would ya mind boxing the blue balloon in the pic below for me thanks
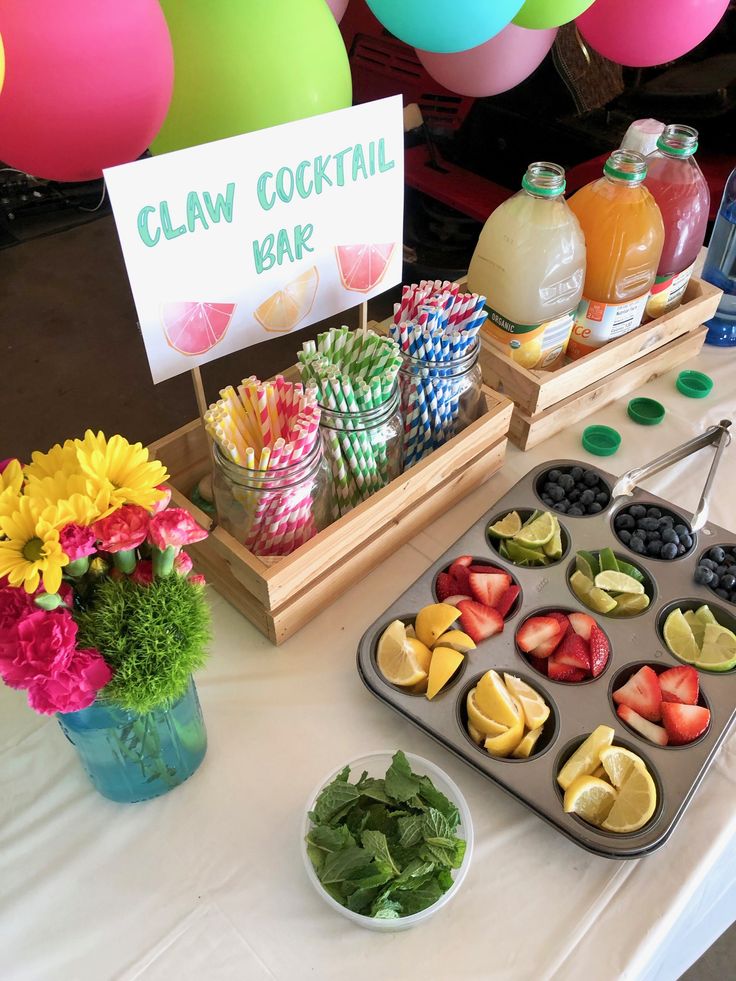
[366,0,525,53]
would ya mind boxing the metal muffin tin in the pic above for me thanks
[357,459,736,859]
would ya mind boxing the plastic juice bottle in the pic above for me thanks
[467,161,586,370]
[567,149,664,360]
[702,165,736,346]
[644,124,710,319]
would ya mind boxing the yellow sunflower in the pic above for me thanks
[24,472,101,527]
[75,430,169,515]
[24,439,80,483]
[0,497,68,594]
[0,459,24,520]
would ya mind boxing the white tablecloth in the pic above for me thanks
[3,343,736,981]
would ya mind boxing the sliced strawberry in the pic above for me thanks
[442,594,471,607]
[554,632,591,672]
[453,555,474,567]
[457,600,504,643]
[661,702,710,745]
[612,665,662,722]
[516,616,563,654]
[568,612,597,642]
[617,704,669,746]
[448,562,471,594]
[547,656,586,682]
[527,654,548,676]
[588,624,609,678]
[658,665,699,706]
[468,564,507,575]
[548,611,570,632]
[435,572,456,603]
[495,584,520,619]
[469,571,511,609]
[534,628,566,658]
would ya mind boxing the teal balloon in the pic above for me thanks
[514,0,596,29]
[153,0,352,154]
[366,0,524,54]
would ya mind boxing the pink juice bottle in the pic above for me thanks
[644,124,710,319]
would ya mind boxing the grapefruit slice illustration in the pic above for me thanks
[161,302,236,356]
[254,266,319,333]
[335,243,396,293]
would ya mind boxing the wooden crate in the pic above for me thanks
[148,385,512,645]
[478,276,720,450]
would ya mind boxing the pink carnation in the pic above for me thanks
[174,550,193,576]
[130,560,154,587]
[151,485,172,514]
[0,608,77,689]
[92,504,149,553]
[189,574,207,587]
[0,586,36,635]
[27,647,112,715]
[60,523,97,561]
[148,508,207,550]
[58,582,74,608]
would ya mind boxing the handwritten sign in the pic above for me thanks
[105,96,404,383]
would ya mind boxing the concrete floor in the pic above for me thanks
[2,216,734,980]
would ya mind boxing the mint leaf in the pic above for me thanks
[384,751,421,803]
[361,831,400,877]
[372,897,402,919]
[362,803,397,837]
[357,775,391,803]
[397,814,424,849]
[394,857,435,886]
[398,878,444,915]
[420,836,466,869]
[306,825,355,853]
[311,771,361,825]
[319,846,373,885]
[421,807,453,845]
[418,775,460,829]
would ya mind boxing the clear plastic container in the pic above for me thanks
[301,751,473,931]
[468,162,586,370]
[702,165,736,346]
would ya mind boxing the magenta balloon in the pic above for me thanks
[416,23,557,98]
[0,0,173,182]
[577,0,729,68]
[326,0,350,22]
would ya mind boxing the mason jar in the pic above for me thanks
[212,439,335,556]
[319,382,403,517]
[398,338,483,467]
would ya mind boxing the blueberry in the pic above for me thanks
[640,517,659,532]
[701,558,718,571]
[716,588,730,599]
[680,534,693,551]
[721,573,736,591]
[647,507,662,519]
[554,501,569,513]
[596,492,609,505]
[661,542,678,559]
[711,574,720,588]
[588,502,603,514]
[544,481,556,495]
[717,565,728,577]
[580,489,596,505]
[659,516,674,527]
[547,469,561,482]
[662,528,679,544]
[542,496,553,506]
[630,537,646,554]
[571,467,583,481]
[567,506,583,516]
[647,540,663,557]
[567,488,581,502]
[559,474,575,491]
[694,565,715,585]
[583,470,599,487]
[618,529,632,544]
[674,524,690,538]
[548,484,565,502]
[615,514,636,530]
[709,546,726,563]
[630,505,647,520]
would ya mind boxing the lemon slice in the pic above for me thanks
[570,570,594,601]
[696,622,736,672]
[484,705,525,758]
[557,725,615,791]
[466,690,509,736]
[683,610,706,647]
[513,511,556,547]
[585,587,618,615]
[474,670,522,728]
[512,726,543,759]
[488,511,522,539]
[405,624,417,639]
[405,636,433,674]
[503,673,550,730]
[608,593,650,617]
[426,646,463,700]
[467,720,485,745]
[599,746,646,789]
[594,571,645,595]
[696,605,717,625]
[433,629,476,653]
[563,775,618,824]
[663,608,701,663]
[601,766,657,833]
[377,620,427,687]
[415,603,461,648]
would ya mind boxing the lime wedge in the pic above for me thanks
[542,517,563,560]
[696,605,717,626]
[506,540,548,566]
[608,593,650,616]
[615,559,646,584]
[684,610,705,647]
[594,571,645,595]
[488,511,522,539]
[576,553,595,580]
[499,541,511,559]
[598,548,619,573]
[570,570,594,601]
[696,622,736,671]
[514,511,556,547]
[522,509,543,526]
[586,587,618,614]
[578,550,600,577]
[663,608,701,663]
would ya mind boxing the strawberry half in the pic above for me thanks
[588,624,609,678]
[568,612,597,642]
[453,555,474,567]
[516,616,563,654]
[554,632,591,672]
[612,665,662,722]
[534,629,566,658]
[661,702,710,745]
[457,600,504,643]
[658,665,699,705]
[495,584,521,619]
[448,562,471,594]
[435,572,456,603]
[468,571,511,609]
[617,704,669,746]
[548,612,571,632]
[547,656,586,682]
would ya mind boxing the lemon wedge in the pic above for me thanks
[563,775,618,824]
[474,669,522,728]
[557,725,615,791]
[415,603,461,648]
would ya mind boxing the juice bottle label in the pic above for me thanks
[567,292,650,360]
[483,307,574,369]
[645,262,695,320]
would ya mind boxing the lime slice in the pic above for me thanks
[663,608,701,663]
[522,509,543,526]
[506,540,548,566]
[684,610,705,647]
[696,622,736,672]
[542,517,563,560]
[615,559,645,584]
[578,550,600,577]
[570,570,594,601]
[513,511,556,547]
[594,571,645,595]
[696,605,717,626]
[576,553,595,580]
[608,593,650,617]
[598,548,619,573]
[488,510,522,539]
[586,587,618,614]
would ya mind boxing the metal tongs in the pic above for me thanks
[611,419,732,531]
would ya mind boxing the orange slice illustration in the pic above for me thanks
[254,266,319,333]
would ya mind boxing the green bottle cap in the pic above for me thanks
[582,425,621,457]
[676,370,713,399]
[627,397,666,426]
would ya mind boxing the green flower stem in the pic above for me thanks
[113,550,137,574]
[65,556,90,578]
[152,545,176,578]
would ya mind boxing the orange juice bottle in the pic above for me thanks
[567,149,664,360]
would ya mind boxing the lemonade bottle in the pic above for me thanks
[644,124,710,319]
[467,162,586,370]
[567,149,664,360]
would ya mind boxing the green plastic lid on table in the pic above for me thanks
[627,397,666,426]
[582,425,621,457]
[676,370,713,399]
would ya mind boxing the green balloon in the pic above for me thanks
[152,0,352,154]
[513,0,596,29]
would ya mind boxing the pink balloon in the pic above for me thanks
[326,0,350,23]
[416,23,557,97]
[0,0,173,182]
[577,0,729,68]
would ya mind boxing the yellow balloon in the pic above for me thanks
[0,32,5,97]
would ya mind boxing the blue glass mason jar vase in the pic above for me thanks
[57,677,207,803]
